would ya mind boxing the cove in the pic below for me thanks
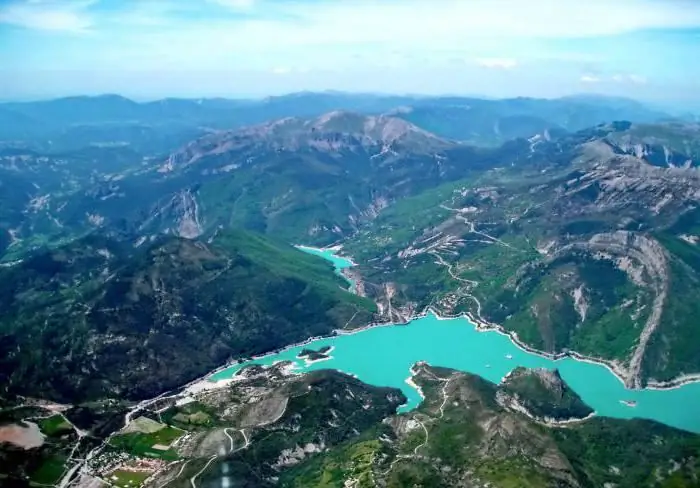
[209,248,700,434]
[295,245,357,293]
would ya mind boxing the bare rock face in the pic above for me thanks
[138,189,203,239]
[605,122,700,169]
[174,190,203,239]
[552,139,700,228]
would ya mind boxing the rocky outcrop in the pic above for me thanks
[137,189,203,239]
[174,190,203,239]
[560,144,700,225]
[499,368,594,422]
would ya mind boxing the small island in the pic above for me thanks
[297,346,333,362]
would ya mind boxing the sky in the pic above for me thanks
[1,0,700,105]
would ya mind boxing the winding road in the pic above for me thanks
[380,367,454,476]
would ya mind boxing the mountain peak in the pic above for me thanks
[306,111,445,147]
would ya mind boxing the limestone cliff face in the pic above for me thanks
[174,190,203,239]
[137,189,203,240]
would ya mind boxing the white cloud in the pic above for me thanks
[0,0,94,33]
[224,0,700,45]
[0,0,691,99]
[8,0,700,40]
[583,73,649,84]
[271,67,291,75]
[476,58,518,69]
[78,0,699,77]
[207,0,256,9]
[629,74,648,84]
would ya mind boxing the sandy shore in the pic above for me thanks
[396,364,426,411]
[646,373,700,390]
[504,397,598,428]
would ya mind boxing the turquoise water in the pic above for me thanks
[295,245,357,293]
[209,248,700,434]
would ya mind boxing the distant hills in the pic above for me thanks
[0,92,675,151]
[391,94,670,145]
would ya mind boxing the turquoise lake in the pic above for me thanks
[209,247,700,434]
[296,245,357,293]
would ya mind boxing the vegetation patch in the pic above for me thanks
[281,438,383,487]
[30,455,67,485]
[108,469,151,488]
[122,416,166,435]
[162,402,218,430]
[110,426,183,460]
[38,414,73,437]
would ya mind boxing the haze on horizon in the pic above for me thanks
[1,0,699,110]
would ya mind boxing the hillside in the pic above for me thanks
[0,145,146,257]
[7,111,521,252]
[501,368,594,421]
[17,363,696,488]
[0,230,374,402]
[345,121,700,386]
[604,121,700,168]
[289,365,700,487]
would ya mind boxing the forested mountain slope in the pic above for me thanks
[0,230,373,402]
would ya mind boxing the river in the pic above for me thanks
[209,246,700,434]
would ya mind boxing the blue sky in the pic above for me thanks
[1,0,700,105]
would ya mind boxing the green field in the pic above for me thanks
[110,426,184,460]
[163,401,215,429]
[109,469,151,488]
[38,414,73,437]
[30,455,67,485]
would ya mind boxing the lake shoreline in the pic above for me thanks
[206,304,700,395]
[116,243,700,437]
[205,245,700,404]
[292,244,700,394]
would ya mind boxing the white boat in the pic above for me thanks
[505,354,513,359]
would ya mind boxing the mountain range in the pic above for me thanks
[0,92,671,151]
[1,92,700,487]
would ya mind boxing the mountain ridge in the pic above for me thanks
[0,92,674,150]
